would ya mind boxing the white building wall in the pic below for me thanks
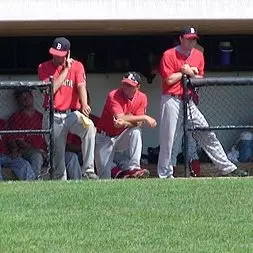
[1,71,252,154]
[0,0,252,21]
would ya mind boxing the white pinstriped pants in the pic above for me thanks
[157,95,237,178]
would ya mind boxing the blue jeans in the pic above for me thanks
[238,140,253,162]
[23,149,44,179]
[0,154,35,180]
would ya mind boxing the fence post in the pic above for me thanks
[182,74,189,177]
[49,76,54,177]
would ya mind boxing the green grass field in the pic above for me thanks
[0,178,253,253]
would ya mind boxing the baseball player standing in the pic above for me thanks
[95,72,157,179]
[157,26,248,178]
[38,37,98,180]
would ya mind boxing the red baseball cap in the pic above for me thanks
[121,72,141,87]
[49,37,71,57]
[180,26,198,39]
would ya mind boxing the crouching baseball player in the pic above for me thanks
[95,72,157,179]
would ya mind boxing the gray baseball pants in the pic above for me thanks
[43,110,96,180]
[95,127,142,179]
[170,132,200,166]
[158,95,237,178]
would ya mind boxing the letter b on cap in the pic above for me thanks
[56,43,62,50]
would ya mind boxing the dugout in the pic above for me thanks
[1,1,253,155]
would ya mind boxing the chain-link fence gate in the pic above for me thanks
[182,76,253,177]
[0,80,54,179]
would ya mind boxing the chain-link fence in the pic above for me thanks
[0,80,53,180]
[182,76,253,176]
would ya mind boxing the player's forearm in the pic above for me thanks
[164,72,183,86]
[77,83,88,108]
[117,114,147,124]
[53,68,69,93]
[124,121,143,128]
[113,118,143,129]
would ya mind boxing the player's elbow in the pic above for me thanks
[165,78,176,86]
[77,82,87,90]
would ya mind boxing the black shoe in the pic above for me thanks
[225,168,248,177]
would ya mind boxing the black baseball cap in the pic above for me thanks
[180,26,198,39]
[121,72,141,87]
[49,37,71,57]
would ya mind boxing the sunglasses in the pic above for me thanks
[124,73,139,84]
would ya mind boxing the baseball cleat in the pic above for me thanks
[127,168,150,179]
[83,172,99,180]
[224,168,248,177]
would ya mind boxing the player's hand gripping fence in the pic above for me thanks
[0,79,54,177]
[182,76,253,177]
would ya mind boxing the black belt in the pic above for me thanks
[54,109,77,113]
[169,94,184,100]
[169,94,192,100]
[97,129,116,138]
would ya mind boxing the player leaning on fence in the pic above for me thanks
[38,37,98,180]
[157,26,248,178]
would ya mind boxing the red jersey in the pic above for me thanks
[8,110,46,150]
[67,133,81,145]
[38,60,86,111]
[0,120,8,154]
[97,88,147,136]
[159,47,204,95]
